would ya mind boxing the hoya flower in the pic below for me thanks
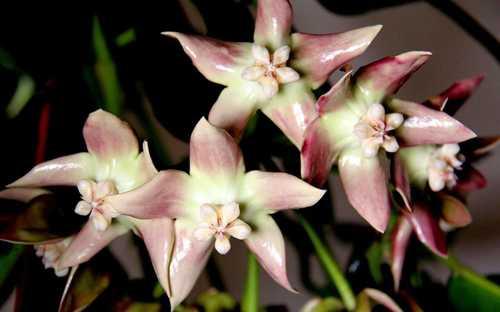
[301,52,476,232]
[5,110,174,288]
[35,237,73,277]
[107,118,325,307]
[164,0,382,147]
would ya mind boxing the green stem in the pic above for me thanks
[298,215,356,311]
[439,254,500,297]
[241,253,259,312]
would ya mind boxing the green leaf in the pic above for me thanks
[124,302,161,312]
[0,244,23,286]
[115,29,136,47]
[365,242,383,284]
[196,289,236,312]
[242,253,259,312]
[448,274,500,312]
[5,74,35,118]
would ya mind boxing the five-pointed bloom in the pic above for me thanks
[301,52,476,232]
[163,0,382,147]
[107,118,325,307]
[6,110,174,287]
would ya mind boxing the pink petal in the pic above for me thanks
[461,136,500,159]
[135,218,175,297]
[8,153,94,188]
[354,51,431,101]
[440,194,471,227]
[363,288,403,312]
[105,170,191,219]
[408,202,447,257]
[245,215,296,292]
[261,81,318,148]
[83,109,139,161]
[424,75,484,115]
[389,99,476,146]
[390,215,413,290]
[291,25,382,89]
[163,32,252,86]
[454,166,487,194]
[0,187,49,203]
[254,0,293,49]
[316,71,354,115]
[392,154,412,211]
[58,222,128,268]
[338,148,390,233]
[208,86,258,141]
[241,171,325,212]
[190,118,245,180]
[169,219,213,308]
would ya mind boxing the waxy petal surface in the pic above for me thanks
[389,99,476,146]
[241,171,325,213]
[338,148,390,232]
[440,195,471,227]
[58,222,128,268]
[390,215,413,290]
[83,109,139,161]
[105,170,191,219]
[8,153,95,188]
[0,187,49,203]
[254,0,293,49]
[164,32,252,86]
[392,154,412,210]
[317,71,354,115]
[363,288,403,312]
[408,203,447,257]
[291,25,382,89]
[454,166,487,194]
[245,214,295,292]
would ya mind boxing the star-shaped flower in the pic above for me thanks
[300,52,476,232]
[163,0,381,147]
[107,118,325,308]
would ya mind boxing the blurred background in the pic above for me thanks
[0,0,498,310]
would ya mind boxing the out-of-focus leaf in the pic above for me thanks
[177,0,208,34]
[242,253,259,312]
[301,297,343,312]
[366,242,383,284]
[5,74,35,118]
[115,29,137,47]
[316,0,418,15]
[93,16,123,115]
[0,193,82,244]
[124,302,161,312]
[0,244,23,286]
[448,273,500,312]
[196,288,236,312]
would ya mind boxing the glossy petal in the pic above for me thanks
[354,51,431,103]
[135,218,175,297]
[392,154,412,211]
[408,203,447,257]
[338,147,390,232]
[190,118,245,184]
[241,171,325,213]
[163,32,252,86]
[208,85,259,140]
[389,99,476,146]
[83,109,139,161]
[317,71,354,115]
[261,81,318,148]
[169,219,213,308]
[291,25,382,89]
[104,170,191,219]
[8,153,95,188]
[440,194,471,227]
[254,0,293,49]
[424,75,484,115]
[0,187,49,203]
[363,288,403,312]
[58,222,128,268]
[454,166,487,194]
[390,215,413,290]
[245,214,295,292]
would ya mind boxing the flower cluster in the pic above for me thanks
[1,0,494,310]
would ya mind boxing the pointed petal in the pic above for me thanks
[254,0,293,49]
[392,154,412,211]
[291,25,382,89]
[208,86,259,141]
[261,80,318,148]
[354,51,431,102]
[275,67,300,84]
[408,203,447,257]
[83,109,139,161]
[241,171,325,213]
[454,166,487,194]
[363,288,403,312]
[163,32,252,86]
[226,219,251,240]
[273,45,291,65]
[190,118,245,182]
[440,194,471,227]
[460,136,500,160]
[424,75,484,115]
[135,218,175,298]
[245,214,295,292]
[169,219,213,308]
[252,44,271,64]
[0,187,49,203]
[8,153,95,188]
[390,215,413,290]
[58,222,128,268]
[105,170,191,219]
[317,71,354,115]
[389,98,476,146]
[338,147,390,232]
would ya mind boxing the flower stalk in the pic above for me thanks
[242,253,260,312]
